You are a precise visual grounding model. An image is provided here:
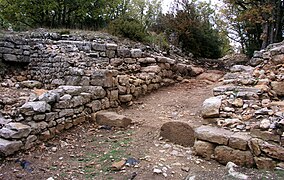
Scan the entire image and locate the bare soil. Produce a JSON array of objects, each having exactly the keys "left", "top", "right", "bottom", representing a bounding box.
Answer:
[{"left": 0, "top": 78, "right": 283, "bottom": 180}]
